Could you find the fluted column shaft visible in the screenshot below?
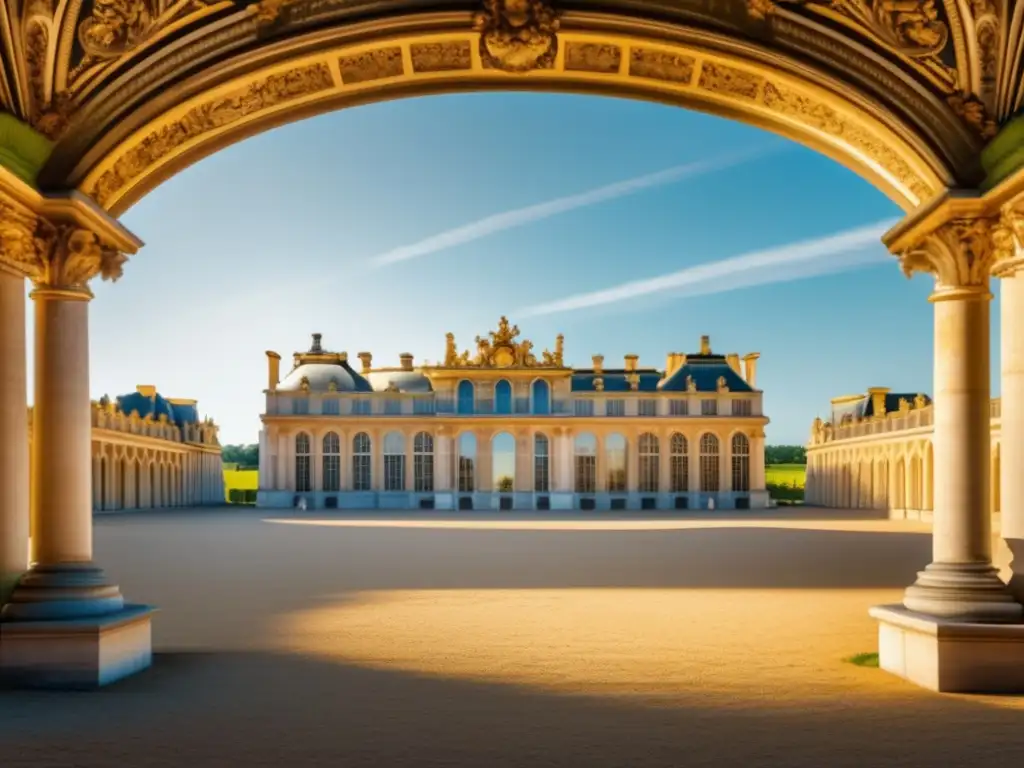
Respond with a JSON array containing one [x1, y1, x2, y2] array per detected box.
[[0, 269, 29, 605]]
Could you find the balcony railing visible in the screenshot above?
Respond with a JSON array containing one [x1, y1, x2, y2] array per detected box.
[[38, 402, 224, 446], [809, 397, 1002, 447]]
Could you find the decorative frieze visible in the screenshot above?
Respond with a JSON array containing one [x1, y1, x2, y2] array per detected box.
[[411, 42, 472, 73], [698, 62, 762, 100], [564, 43, 621, 74], [627, 49, 694, 84], [338, 48, 404, 84]]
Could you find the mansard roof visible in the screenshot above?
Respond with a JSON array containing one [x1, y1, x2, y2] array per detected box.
[[658, 355, 755, 393]]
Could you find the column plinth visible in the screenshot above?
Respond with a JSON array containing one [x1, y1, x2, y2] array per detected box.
[[902, 285, 1021, 622], [1, 288, 124, 622]]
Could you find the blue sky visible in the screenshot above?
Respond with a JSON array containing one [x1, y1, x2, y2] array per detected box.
[[25, 92, 1000, 445]]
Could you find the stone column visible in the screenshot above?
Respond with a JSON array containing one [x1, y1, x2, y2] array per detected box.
[[898, 220, 1021, 621], [751, 430, 766, 490], [3, 228, 130, 621], [995, 219, 1024, 601], [0, 267, 29, 606]]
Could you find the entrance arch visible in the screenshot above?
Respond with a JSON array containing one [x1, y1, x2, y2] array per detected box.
[[4, 0, 1008, 215]]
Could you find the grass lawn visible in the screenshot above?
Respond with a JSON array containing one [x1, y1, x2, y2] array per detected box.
[[766, 464, 806, 489], [224, 468, 259, 501]]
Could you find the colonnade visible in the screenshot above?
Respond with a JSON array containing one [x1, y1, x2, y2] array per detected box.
[[89, 445, 224, 511]]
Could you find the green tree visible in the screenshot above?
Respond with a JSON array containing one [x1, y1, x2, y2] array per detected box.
[[222, 443, 259, 468], [764, 445, 806, 465]]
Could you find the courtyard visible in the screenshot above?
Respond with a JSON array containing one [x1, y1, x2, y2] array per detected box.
[[1, 508, 1023, 767]]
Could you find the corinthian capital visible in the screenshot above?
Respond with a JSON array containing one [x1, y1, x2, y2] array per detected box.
[[30, 225, 127, 295], [991, 202, 1024, 278], [898, 217, 998, 292], [0, 197, 41, 277]]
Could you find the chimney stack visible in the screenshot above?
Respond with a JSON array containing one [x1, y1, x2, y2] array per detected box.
[[592, 354, 604, 374], [399, 353, 414, 371], [867, 386, 890, 417], [357, 352, 373, 373], [726, 353, 741, 376], [136, 385, 157, 398], [700, 335, 711, 355], [265, 351, 281, 392], [624, 354, 638, 371], [742, 353, 760, 388], [310, 333, 323, 353]]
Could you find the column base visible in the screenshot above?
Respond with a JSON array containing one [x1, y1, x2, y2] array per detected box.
[[0, 563, 125, 621], [902, 562, 1023, 622], [870, 604, 1024, 693], [0, 603, 155, 689]]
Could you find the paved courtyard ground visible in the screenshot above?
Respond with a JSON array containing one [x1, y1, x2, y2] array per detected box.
[[2, 507, 1023, 767]]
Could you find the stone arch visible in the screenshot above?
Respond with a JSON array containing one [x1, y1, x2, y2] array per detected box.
[[895, 457, 907, 513], [7, 1, 1007, 218]]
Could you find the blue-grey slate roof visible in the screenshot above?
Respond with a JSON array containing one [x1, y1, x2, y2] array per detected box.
[[861, 392, 930, 417], [570, 370, 662, 392], [116, 391, 197, 426], [658, 356, 754, 393]]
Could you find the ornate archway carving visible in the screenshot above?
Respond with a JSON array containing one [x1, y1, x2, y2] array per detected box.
[[0, 0, 1020, 212]]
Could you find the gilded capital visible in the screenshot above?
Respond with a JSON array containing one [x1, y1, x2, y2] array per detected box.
[[898, 217, 998, 292], [0, 197, 40, 277], [991, 202, 1024, 278], [29, 224, 127, 296]]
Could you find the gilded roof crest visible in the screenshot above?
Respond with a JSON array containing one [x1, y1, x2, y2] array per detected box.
[[441, 316, 565, 368]]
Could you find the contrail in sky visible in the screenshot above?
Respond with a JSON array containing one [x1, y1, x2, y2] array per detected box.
[[369, 145, 778, 267], [517, 219, 900, 317]]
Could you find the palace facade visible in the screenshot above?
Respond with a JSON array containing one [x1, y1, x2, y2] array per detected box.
[[75, 385, 225, 512], [257, 319, 769, 511], [804, 387, 1002, 521]]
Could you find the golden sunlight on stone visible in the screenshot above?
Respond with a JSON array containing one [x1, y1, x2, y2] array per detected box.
[[270, 587, 956, 709]]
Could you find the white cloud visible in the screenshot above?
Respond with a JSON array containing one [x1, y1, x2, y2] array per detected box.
[[369, 146, 778, 267], [517, 219, 901, 317]]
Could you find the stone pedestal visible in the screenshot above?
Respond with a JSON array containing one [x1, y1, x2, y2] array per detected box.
[[871, 604, 1024, 693], [0, 604, 155, 689]]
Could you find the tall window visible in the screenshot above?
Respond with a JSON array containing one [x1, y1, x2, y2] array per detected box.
[[384, 432, 405, 491], [575, 433, 597, 493], [606, 399, 625, 417], [292, 399, 308, 415], [322, 432, 340, 492], [414, 431, 434, 492], [352, 432, 371, 491], [638, 400, 657, 417], [534, 433, 550, 492], [669, 399, 688, 416], [492, 432, 515, 492], [532, 380, 551, 415], [458, 432, 477, 492], [700, 433, 720, 492], [701, 399, 718, 416], [352, 399, 371, 415], [322, 399, 340, 415], [295, 432, 311, 492], [638, 433, 659, 492], [732, 399, 752, 416], [731, 433, 750, 491], [574, 399, 594, 416], [495, 380, 512, 415], [606, 433, 627, 492], [670, 433, 689, 492], [457, 380, 475, 415]]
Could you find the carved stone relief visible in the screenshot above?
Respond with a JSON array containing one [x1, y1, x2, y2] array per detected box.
[[564, 43, 621, 74], [411, 42, 473, 73], [628, 49, 695, 84], [338, 48, 404, 84]]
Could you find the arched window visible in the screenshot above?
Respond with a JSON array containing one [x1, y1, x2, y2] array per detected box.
[[606, 433, 627, 492], [495, 380, 513, 415], [457, 380, 475, 415], [352, 432, 371, 491], [670, 433, 689, 492], [414, 431, 434, 492], [532, 379, 551, 415], [699, 433, 720, 492], [295, 432, 311, 492], [322, 432, 341, 492], [534, 433, 550, 492], [458, 432, 477, 492], [638, 433, 659, 493], [731, 433, 750, 492], [493, 432, 516, 492], [384, 431, 406, 491], [574, 432, 597, 493]]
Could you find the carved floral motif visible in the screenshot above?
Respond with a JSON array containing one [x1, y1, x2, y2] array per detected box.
[[628, 49, 694, 84], [473, 0, 559, 72], [0, 198, 41, 277], [338, 48, 403, 84], [899, 217, 999, 288], [991, 203, 1024, 277], [564, 42, 620, 74], [88, 63, 335, 207], [410, 42, 472, 73], [947, 92, 999, 140], [699, 62, 762, 100], [28, 225, 127, 293]]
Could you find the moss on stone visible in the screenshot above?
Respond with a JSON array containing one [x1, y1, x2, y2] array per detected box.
[[982, 114, 1024, 191], [844, 652, 879, 668], [0, 112, 53, 185]]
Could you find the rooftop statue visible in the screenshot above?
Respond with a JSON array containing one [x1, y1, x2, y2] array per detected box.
[[441, 317, 566, 368]]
